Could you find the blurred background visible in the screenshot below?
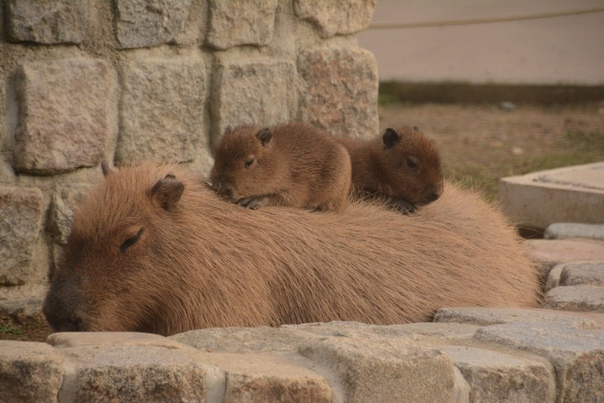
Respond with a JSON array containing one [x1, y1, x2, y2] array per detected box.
[[357, 0, 604, 201]]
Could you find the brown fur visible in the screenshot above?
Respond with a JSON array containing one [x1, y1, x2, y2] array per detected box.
[[43, 163, 540, 336], [337, 126, 444, 212], [209, 122, 352, 211]]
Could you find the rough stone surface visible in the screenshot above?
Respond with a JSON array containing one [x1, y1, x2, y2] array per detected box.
[[441, 345, 556, 403], [13, 58, 110, 174], [47, 331, 187, 350], [475, 322, 604, 403], [210, 58, 297, 142], [203, 352, 332, 403], [6, 0, 88, 44], [0, 186, 43, 286], [298, 47, 379, 139], [543, 286, 604, 313], [47, 186, 92, 245], [116, 0, 191, 48], [294, 0, 376, 38], [55, 344, 210, 402], [545, 223, 604, 241], [524, 238, 604, 277], [206, 0, 278, 50], [560, 262, 604, 286], [116, 57, 206, 164], [545, 263, 565, 291], [389, 322, 482, 341], [0, 341, 63, 403], [299, 337, 457, 402]]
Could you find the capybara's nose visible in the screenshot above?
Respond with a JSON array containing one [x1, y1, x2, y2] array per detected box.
[[426, 191, 440, 203], [216, 183, 233, 199]]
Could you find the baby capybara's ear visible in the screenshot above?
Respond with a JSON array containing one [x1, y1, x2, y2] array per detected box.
[[256, 128, 273, 147], [150, 174, 185, 211], [101, 160, 113, 177], [382, 128, 401, 149]]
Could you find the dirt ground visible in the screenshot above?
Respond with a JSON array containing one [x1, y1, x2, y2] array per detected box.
[[378, 102, 604, 201], [2, 102, 603, 343]]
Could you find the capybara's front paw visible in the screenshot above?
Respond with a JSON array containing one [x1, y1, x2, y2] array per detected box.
[[393, 198, 417, 214], [237, 197, 267, 210]]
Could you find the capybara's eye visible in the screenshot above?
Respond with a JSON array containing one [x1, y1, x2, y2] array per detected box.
[[406, 158, 418, 171], [244, 157, 255, 169], [120, 228, 144, 253]]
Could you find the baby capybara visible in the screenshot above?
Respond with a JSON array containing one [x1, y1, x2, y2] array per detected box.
[[337, 126, 444, 213], [209, 122, 352, 211], [43, 163, 540, 336]]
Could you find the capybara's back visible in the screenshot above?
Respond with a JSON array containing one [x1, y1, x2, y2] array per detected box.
[[44, 163, 540, 336]]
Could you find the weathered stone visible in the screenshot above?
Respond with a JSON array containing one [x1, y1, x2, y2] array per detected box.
[[13, 58, 110, 174], [55, 344, 213, 402], [298, 47, 378, 139], [543, 286, 604, 313], [299, 337, 458, 402], [116, 0, 191, 49], [210, 58, 297, 141], [545, 223, 604, 241], [545, 263, 564, 291], [524, 239, 604, 277], [441, 345, 556, 403], [48, 331, 187, 350], [560, 262, 604, 286], [389, 322, 482, 341], [294, 0, 376, 38], [434, 307, 601, 329], [475, 322, 604, 403], [116, 57, 206, 164], [0, 341, 63, 403], [206, 0, 278, 50], [203, 352, 332, 403], [6, 0, 88, 44], [0, 186, 43, 286], [47, 186, 91, 245]]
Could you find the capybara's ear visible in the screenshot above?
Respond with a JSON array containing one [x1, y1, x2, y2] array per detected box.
[[101, 160, 113, 177], [150, 174, 185, 211], [224, 125, 233, 134], [256, 128, 272, 147], [383, 128, 401, 149], [413, 125, 420, 132]]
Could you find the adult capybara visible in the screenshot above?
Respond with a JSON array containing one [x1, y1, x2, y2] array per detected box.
[[337, 126, 444, 213], [209, 122, 352, 211], [43, 162, 540, 336]]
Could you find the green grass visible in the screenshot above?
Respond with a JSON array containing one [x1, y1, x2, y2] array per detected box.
[[0, 325, 23, 335]]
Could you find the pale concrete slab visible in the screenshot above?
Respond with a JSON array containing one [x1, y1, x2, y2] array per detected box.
[[524, 239, 604, 276], [545, 223, 604, 241], [499, 162, 604, 230]]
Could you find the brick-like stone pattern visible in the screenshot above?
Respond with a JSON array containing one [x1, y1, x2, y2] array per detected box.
[[298, 47, 379, 138], [206, 0, 279, 50], [12, 58, 110, 175], [294, 0, 376, 38], [6, 0, 88, 44], [115, 0, 191, 49], [116, 57, 206, 164]]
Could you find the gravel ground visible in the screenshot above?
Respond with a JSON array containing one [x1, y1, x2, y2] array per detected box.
[[378, 102, 604, 200]]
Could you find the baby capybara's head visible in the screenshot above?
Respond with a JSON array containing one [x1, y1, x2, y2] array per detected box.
[[43, 163, 187, 334], [380, 126, 444, 206], [209, 125, 281, 203]]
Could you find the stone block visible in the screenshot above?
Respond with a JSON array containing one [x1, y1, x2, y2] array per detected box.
[[210, 58, 297, 141], [47, 186, 91, 245], [206, 0, 278, 50], [203, 352, 332, 403], [298, 337, 458, 402], [0, 186, 43, 286], [6, 0, 88, 44], [298, 47, 378, 139], [475, 322, 604, 403], [47, 331, 187, 350], [13, 58, 110, 174], [116, 0, 191, 48], [543, 286, 604, 313], [524, 239, 604, 277], [545, 223, 604, 241], [499, 162, 604, 230], [441, 345, 556, 403], [54, 344, 212, 402], [0, 341, 63, 403], [294, 0, 376, 38], [545, 263, 564, 291], [116, 57, 206, 164], [390, 322, 482, 341], [560, 262, 604, 286]]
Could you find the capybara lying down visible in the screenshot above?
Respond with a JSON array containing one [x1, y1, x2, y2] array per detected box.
[[43, 163, 540, 336]]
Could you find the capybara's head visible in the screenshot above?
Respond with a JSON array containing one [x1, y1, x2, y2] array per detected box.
[[43, 163, 186, 334], [380, 126, 444, 206], [209, 125, 280, 203]]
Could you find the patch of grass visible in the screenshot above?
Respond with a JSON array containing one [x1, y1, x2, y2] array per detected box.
[[0, 325, 23, 335]]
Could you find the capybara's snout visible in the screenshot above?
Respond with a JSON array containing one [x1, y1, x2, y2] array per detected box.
[[43, 278, 88, 332]]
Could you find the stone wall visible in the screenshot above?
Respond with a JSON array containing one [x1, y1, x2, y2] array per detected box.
[[0, 0, 379, 306]]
